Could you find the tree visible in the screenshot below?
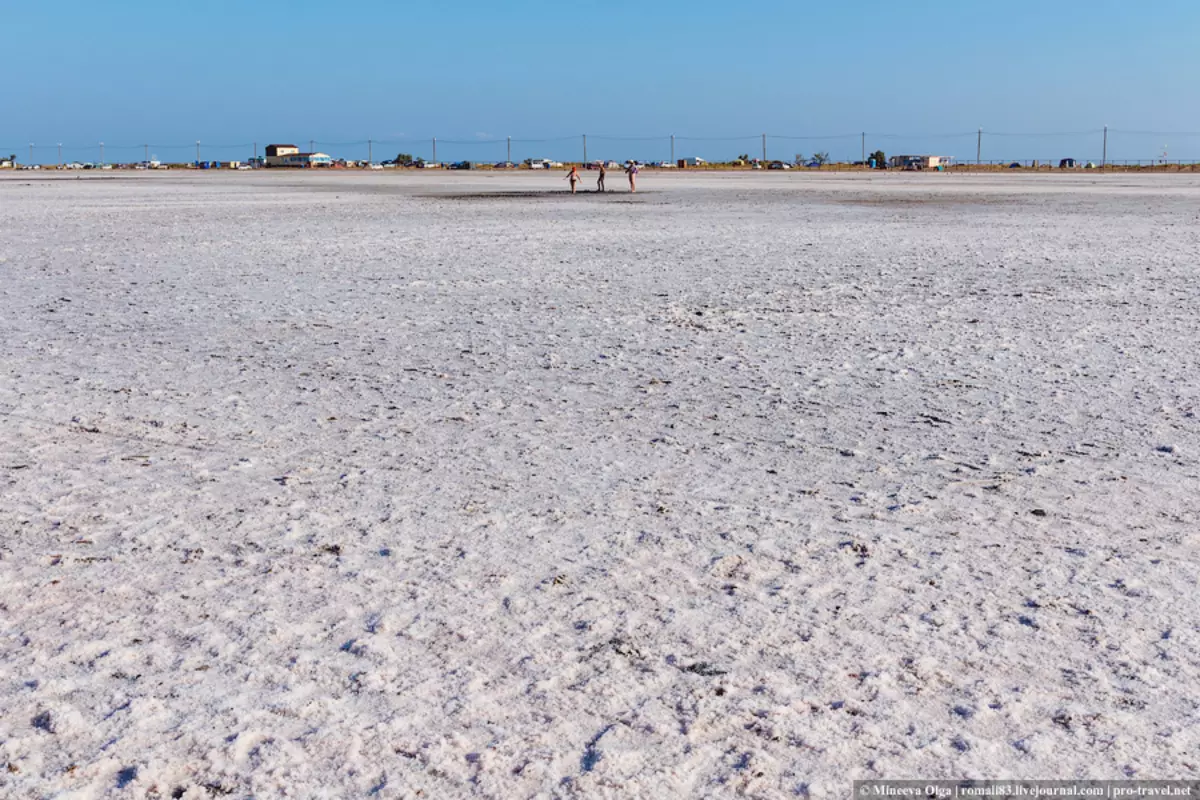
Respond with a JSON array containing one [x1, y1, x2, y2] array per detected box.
[[735, 153, 750, 164], [812, 152, 830, 166], [793, 153, 806, 165], [395, 153, 414, 165], [869, 150, 886, 169]]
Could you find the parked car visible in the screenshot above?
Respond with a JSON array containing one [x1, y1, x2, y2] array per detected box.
[[768, 161, 791, 170], [449, 161, 472, 170], [1009, 162, 1022, 169], [1059, 158, 1077, 169]]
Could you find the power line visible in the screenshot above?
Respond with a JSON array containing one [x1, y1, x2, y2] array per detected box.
[[675, 135, 759, 141], [587, 134, 670, 141], [1108, 129, 1200, 136], [509, 136, 580, 143], [769, 133, 860, 140], [986, 130, 1103, 137], [867, 132, 978, 139]]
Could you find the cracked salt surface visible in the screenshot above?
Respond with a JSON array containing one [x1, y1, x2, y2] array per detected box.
[[1, 170, 1199, 798]]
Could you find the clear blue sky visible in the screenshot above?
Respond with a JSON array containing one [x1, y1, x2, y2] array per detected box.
[[4, 0, 1198, 164]]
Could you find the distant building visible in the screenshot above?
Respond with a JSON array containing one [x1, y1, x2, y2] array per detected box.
[[264, 144, 331, 168], [265, 144, 299, 161], [889, 155, 952, 170]]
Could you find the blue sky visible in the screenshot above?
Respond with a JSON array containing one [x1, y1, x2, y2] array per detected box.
[[4, 0, 1198, 164]]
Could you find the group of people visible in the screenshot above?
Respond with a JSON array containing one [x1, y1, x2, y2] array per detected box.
[[566, 162, 638, 194]]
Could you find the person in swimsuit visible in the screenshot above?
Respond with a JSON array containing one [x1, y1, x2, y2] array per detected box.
[[625, 160, 638, 192], [597, 162, 606, 192], [566, 165, 581, 194]]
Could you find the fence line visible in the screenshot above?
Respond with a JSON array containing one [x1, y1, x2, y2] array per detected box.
[[5, 128, 1200, 166]]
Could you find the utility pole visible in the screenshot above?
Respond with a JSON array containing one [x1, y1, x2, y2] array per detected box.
[[432, 137, 437, 164], [977, 128, 982, 166], [309, 139, 314, 153], [507, 136, 511, 165], [253, 142, 257, 161], [368, 139, 372, 163], [582, 134, 587, 164], [670, 134, 675, 164], [29, 143, 33, 165], [196, 140, 201, 164], [58, 143, 62, 166], [100, 142, 104, 165], [1102, 125, 1108, 169], [761, 133, 767, 163], [144, 144, 149, 163], [861, 132, 865, 164]]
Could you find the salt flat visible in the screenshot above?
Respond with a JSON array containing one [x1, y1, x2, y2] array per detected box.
[[1, 170, 1198, 798]]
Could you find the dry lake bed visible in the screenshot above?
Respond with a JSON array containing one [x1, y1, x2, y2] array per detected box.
[[2, 170, 1199, 798]]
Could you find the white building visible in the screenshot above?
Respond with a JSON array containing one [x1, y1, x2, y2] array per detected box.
[[264, 144, 332, 168], [889, 155, 952, 170]]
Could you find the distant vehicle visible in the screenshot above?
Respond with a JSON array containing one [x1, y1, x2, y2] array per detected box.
[[494, 161, 515, 169], [449, 161, 472, 170], [768, 161, 791, 170], [752, 163, 763, 169], [367, 163, 384, 170], [806, 161, 821, 168], [1009, 162, 1022, 169], [237, 164, 253, 170], [1059, 158, 1077, 169]]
